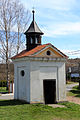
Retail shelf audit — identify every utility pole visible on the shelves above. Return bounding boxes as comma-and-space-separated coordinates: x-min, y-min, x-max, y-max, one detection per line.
78, 63, 80, 89
68, 67, 71, 81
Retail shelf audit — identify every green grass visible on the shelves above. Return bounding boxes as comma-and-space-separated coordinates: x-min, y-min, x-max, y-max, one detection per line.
67, 85, 80, 97
0, 100, 80, 120
0, 87, 8, 93
66, 81, 78, 84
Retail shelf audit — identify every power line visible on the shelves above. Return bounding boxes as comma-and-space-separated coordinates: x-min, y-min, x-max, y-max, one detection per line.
67, 53, 80, 55
66, 50, 80, 54
58, 50, 80, 56
64, 49, 80, 56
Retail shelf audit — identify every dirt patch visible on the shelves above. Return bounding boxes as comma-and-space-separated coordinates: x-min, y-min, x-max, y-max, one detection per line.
48, 104, 66, 108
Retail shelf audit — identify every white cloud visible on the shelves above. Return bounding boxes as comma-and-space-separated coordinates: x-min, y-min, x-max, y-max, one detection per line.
38, 0, 76, 10
19, 0, 80, 37
42, 22, 80, 37
21, 0, 77, 11
53, 22, 80, 35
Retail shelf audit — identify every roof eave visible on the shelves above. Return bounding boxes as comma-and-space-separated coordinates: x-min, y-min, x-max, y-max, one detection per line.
24, 31, 44, 35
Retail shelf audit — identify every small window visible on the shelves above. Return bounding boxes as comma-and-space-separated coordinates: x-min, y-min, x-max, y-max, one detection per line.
35, 38, 38, 44
31, 38, 33, 44
47, 51, 51, 56
21, 70, 25, 76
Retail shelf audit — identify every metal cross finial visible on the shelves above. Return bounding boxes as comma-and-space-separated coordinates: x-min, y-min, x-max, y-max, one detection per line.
32, 8, 35, 22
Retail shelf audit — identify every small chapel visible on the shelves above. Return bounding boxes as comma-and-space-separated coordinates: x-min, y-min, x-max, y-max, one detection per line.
11, 10, 68, 104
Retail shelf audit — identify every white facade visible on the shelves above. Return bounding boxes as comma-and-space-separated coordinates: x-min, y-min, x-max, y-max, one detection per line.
13, 57, 66, 103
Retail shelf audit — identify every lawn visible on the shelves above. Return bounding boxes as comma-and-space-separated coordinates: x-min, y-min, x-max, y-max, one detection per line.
0, 100, 80, 120
67, 85, 80, 97
0, 87, 8, 93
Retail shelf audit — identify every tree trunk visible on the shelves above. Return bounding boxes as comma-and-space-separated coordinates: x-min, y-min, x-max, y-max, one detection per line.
79, 80, 80, 89
6, 61, 9, 90
6, 51, 9, 91
17, 27, 20, 54
6, 29, 9, 91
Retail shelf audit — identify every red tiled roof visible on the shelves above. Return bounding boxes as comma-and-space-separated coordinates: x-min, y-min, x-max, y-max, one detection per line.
11, 44, 48, 59
11, 43, 68, 59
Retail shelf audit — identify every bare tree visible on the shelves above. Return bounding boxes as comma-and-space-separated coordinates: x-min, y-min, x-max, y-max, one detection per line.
15, 2, 30, 54
0, 0, 30, 90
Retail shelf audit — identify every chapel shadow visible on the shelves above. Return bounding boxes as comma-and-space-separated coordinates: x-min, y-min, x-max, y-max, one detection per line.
70, 86, 80, 98
0, 100, 27, 106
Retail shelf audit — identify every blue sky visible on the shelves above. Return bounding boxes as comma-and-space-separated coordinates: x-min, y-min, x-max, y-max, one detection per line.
20, 0, 80, 58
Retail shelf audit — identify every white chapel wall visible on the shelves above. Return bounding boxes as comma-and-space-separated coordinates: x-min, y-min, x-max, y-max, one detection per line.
30, 60, 66, 103
14, 60, 30, 102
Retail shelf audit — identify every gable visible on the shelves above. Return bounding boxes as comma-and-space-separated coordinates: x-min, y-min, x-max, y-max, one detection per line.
32, 46, 64, 58
11, 43, 68, 59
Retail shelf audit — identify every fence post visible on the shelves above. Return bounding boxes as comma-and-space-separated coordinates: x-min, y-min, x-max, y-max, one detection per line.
8, 80, 10, 93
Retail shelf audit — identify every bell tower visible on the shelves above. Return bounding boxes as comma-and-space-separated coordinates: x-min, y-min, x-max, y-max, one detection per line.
24, 10, 44, 51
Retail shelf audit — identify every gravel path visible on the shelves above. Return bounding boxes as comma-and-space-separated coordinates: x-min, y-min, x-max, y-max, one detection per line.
66, 83, 79, 91
66, 83, 80, 105
0, 93, 14, 100
67, 96, 80, 105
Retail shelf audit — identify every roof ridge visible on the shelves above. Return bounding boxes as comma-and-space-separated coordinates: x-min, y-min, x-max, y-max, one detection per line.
34, 21, 36, 32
